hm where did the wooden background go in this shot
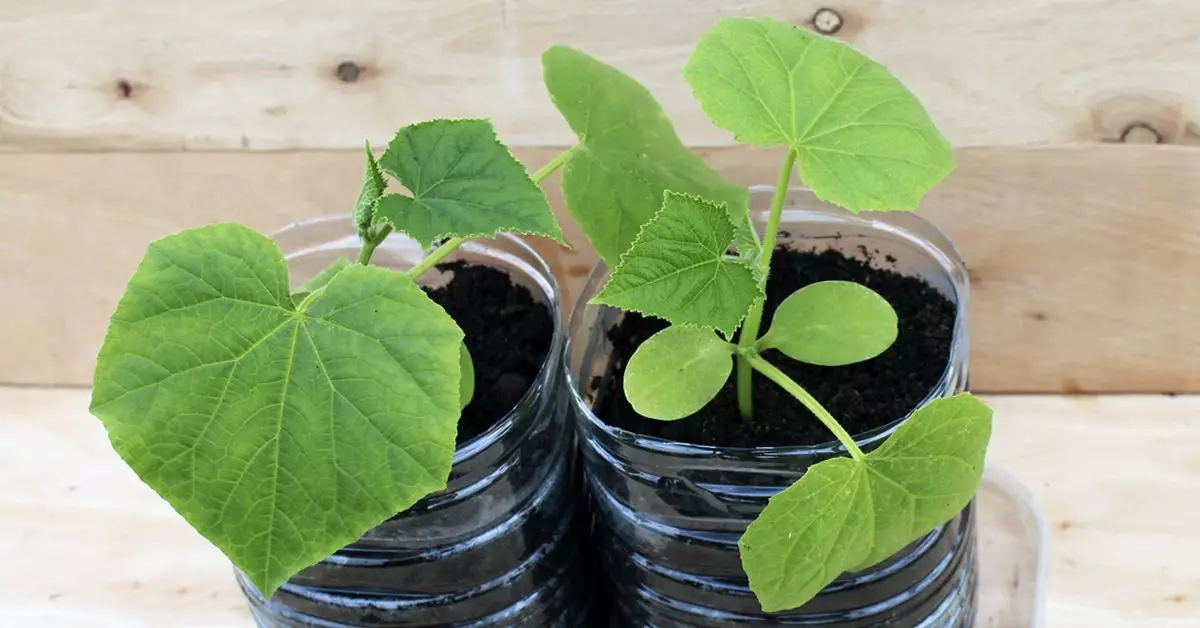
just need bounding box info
[2,0,1199,393]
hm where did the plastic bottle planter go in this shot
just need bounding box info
[237,217,587,627]
[565,187,975,627]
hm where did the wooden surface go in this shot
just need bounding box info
[3,387,1198,627]
[4,145,1198,393]
[0,1,1198,150]
[2,0,1199,393]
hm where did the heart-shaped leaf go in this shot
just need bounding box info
[542,46,756,264]
[623,325,734,420]
[592,192,762,336]
[90,223,464,598]
[739,393,992,612]
[757,280,898,366]
[684,17,955,211]
[374,119,563,248]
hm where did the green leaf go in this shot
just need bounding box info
[850,393,993,570]
[542,46,756,264]
[739,393,992,612]
[683,17,955,211]
[295,258,351,296]
[459,342,474,410]
[738,458,873,611]
[591,192,762,335]
[373,119,563,248]
[354,140,387,237]
[623,326,734,420]
[757,280,897,366]
[89,223,465,598]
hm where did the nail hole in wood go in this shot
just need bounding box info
[812,8,844,35]
[116,79,134,99]
[336,61,362,83]
[1120,123,1162,144]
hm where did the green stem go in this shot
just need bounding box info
[356,225,392,265]
[530,146,577,183]
[747,353,865,461]
[404,236,465,278]
[735,148,798,420]
[399,145,578,279]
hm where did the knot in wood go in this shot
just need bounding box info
[812,8,844,35]
[335,61,362,83]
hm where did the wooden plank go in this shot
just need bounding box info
[982,394,1200,628]
[2,145,1198,391]
[3,387,1198,626]
[0,387,252,627]
[0,0,1198,151]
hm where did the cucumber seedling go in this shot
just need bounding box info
[545,17,994,612]
[88,119,571,598]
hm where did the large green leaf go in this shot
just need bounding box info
[373,119,563,248]
[757,280,898,366]
[591,192,761,336]
[542,46,755,264]
[737,458,873,611]
[684,17,955,211]
[292,258,351,304]
[739,393,992,612]
[850,393,993,570]
[89,223,464,598]
[623,326,734,420]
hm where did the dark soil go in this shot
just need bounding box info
[424,261,553,445]
[594,245,956,448]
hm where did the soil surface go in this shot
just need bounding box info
[594,245,956,448]
[425,261,553,445]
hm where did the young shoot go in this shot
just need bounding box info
[88,118,572,598]
[547,17,993,613]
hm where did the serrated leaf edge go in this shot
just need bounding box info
[373,117,566,248]
[354,140,388,235]
[590,190,762,336]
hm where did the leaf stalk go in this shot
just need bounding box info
[746,353,865,461]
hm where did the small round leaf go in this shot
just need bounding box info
[623,326,734,420]
[758,281,898,366]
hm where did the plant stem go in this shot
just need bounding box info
[358,146,577,273]
[735,148,798,420]
[747,354,865,461]
[404,236,465,278]
[356,225,392,265]
[530,146,577,183]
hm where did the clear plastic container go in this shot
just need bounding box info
[235,217,588,627]
[973,466,1049,628]
[565,187,990,626]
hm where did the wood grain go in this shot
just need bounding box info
[983,394,1200,628]
[3,145,1198,392]
[0,0,1197,151]
[4,387,1198,626]
[0,388,251,628]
